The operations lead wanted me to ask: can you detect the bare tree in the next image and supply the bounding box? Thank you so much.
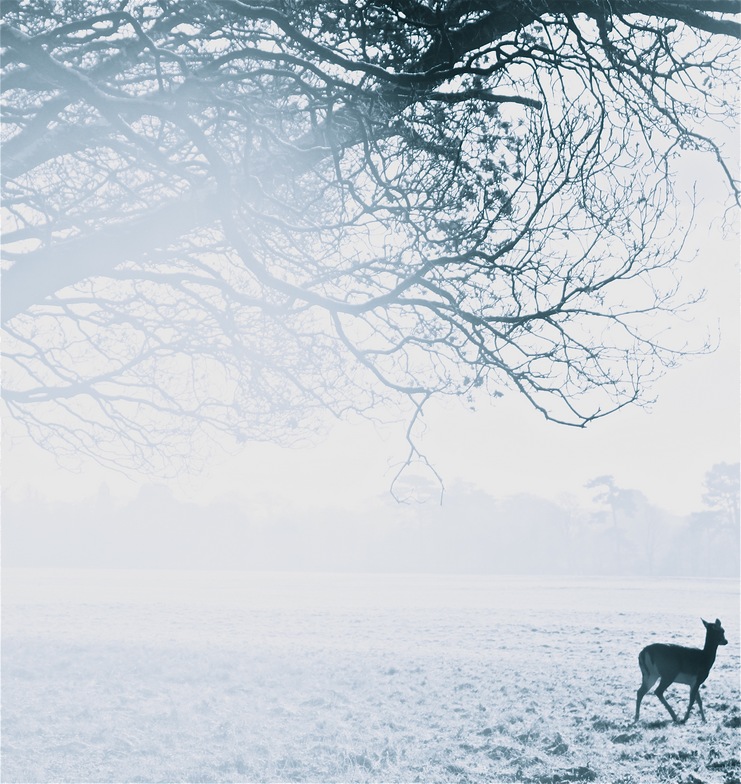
[702,462,740,534]
[1,0,738,474]
[586,474,643,571]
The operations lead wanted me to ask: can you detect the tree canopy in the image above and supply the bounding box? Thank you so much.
[1,0,739,473]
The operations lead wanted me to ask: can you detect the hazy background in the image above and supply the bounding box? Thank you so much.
[2,154,739,576]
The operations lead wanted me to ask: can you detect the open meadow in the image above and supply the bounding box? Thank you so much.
[2,570,739,783]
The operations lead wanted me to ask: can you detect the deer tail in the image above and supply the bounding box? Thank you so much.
[638,646,651,678]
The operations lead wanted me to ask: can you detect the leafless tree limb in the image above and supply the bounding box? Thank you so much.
[1,0,737,473]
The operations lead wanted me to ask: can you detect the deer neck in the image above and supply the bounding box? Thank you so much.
[702,635,719,667]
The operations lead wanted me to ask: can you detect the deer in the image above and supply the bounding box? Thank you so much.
[634,618,728,724]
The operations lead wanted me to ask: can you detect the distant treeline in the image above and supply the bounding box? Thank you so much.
[3,480,738,577]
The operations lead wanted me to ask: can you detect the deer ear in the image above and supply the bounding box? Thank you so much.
[715,618,721,626]
[702,618,710,628]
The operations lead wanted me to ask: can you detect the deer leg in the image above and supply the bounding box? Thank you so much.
[696,689,705,722]
[635,655,658,723]
[654,679,680,723]
[683,687,705,723]
[635,682,652,722]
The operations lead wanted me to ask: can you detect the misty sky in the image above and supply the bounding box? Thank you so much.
[2,152,739,518]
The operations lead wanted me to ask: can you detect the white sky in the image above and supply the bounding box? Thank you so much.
[2,154,739,518]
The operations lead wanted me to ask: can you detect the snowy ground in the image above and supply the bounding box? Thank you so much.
[2,570,739,783]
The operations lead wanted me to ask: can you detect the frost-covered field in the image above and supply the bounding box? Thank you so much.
[2,570,739,783]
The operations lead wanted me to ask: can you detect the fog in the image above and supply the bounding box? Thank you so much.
[4,149,738,580]
[3,470,737,577]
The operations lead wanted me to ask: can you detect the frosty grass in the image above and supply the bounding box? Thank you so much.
[2,570,739,783]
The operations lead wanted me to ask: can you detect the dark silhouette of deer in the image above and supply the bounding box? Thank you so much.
[635,618,727,723]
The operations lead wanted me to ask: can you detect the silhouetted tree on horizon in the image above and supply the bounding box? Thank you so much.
[702,462,740,534]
